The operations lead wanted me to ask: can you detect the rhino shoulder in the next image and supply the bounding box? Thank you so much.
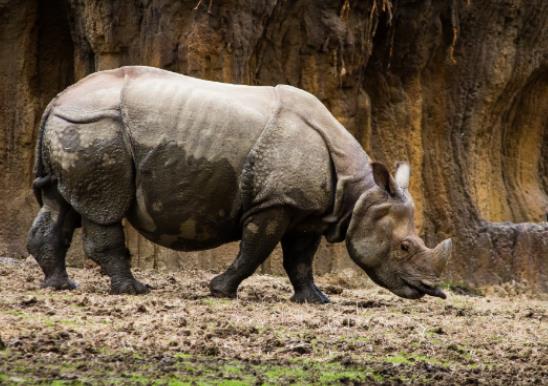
[275,84,371,242]
[240,116,334,222]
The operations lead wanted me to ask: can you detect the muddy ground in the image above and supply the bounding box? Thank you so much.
[0,260,546,385]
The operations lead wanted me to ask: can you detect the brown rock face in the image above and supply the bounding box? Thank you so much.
[1,0,546,290]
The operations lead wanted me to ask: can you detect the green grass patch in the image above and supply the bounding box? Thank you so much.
[0,372,28,385]
[4,310,28,318]
[385,354,412,365]
[0,353,430,385]
[201,298,232,307]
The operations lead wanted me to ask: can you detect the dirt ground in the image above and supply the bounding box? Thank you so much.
[0,260,546,385]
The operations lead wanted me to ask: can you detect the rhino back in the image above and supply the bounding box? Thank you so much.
[120,68,278,250]
[121,68,275,171]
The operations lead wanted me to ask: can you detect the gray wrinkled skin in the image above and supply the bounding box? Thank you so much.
[27,66,451,302]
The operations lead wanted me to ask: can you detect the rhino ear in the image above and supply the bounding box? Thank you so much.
[371,162,399,196]
[395,162,410,190]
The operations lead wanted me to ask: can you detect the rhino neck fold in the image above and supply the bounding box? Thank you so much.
[323,171,375,243]
[323,164,384,243]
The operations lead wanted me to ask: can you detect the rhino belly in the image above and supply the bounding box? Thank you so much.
[127,141,242,251]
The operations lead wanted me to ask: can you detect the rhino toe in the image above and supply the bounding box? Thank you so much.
[291,285,330,304]
[209,274,238,299]
[111,278,150,295]
[42,275,78,291]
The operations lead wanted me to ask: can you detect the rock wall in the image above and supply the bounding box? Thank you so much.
[0,0,546,290]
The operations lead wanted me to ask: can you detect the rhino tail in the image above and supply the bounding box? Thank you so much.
[32,99,57,207]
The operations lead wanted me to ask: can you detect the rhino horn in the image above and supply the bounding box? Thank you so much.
[431,238,452,276]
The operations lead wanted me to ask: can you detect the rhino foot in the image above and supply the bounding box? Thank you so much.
[41,275,78,291]
[111,277,150,295]
[291,285,330,304]
[209,274,238,299]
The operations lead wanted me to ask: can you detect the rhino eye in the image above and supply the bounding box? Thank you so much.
[401,240,410,252]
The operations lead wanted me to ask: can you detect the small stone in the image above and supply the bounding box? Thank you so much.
[293,344,312,355]
[20,296,38,307]
[431,326,445,334]
[340,355,354,366]
[177,317,188,327]
[136,304,148,313]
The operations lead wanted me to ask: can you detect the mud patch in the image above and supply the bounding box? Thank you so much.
[129,140,241,251]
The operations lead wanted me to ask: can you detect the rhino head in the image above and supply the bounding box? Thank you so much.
[346,162,452,299]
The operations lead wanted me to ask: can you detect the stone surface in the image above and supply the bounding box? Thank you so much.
[0,0,546,290]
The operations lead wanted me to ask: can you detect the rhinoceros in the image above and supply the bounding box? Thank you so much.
[27,66,451,303]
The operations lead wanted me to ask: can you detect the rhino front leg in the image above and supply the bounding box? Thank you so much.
[82,219,149,295]
[281,232,329,304]
[210,208,290,299]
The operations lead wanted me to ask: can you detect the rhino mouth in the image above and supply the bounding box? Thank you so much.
[402,278,446,299]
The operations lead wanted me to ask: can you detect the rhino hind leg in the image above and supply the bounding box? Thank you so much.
[27,183,80,290]
[281,232,329,304]
[82,218,149,295]
[210,208,291,299]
